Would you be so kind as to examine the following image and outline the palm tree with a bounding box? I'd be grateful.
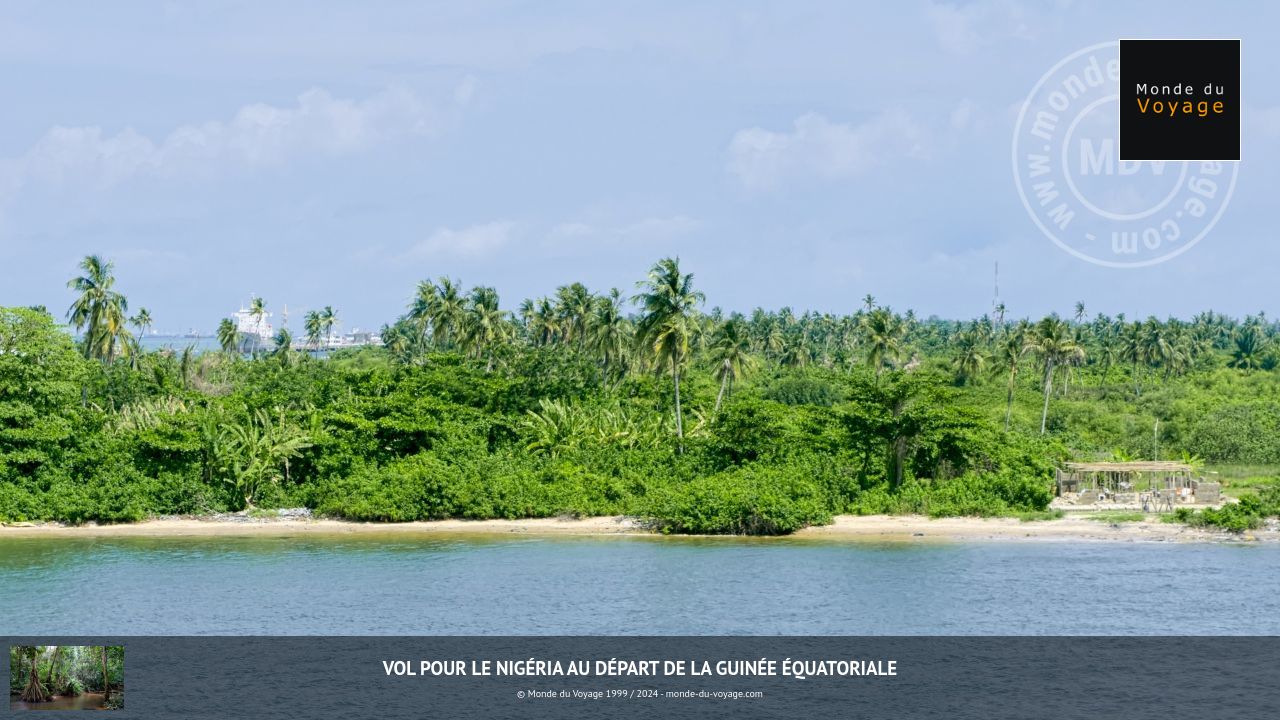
[303,310,324,351]
[408,279,437,345]
[217,318,240,354]
[1140,317,1173,380]
[526,297,559,346]
[779,338,810,368]
[555,282,595,346]
[709,318,756,413]
[763,323,785,358]
[1228,324,1270,370]
[462,286,511,370]
[66,254,132,362]
[1119,321,1149,395]
[130,307,153,337]
[1025,316,1084,434]
[321,306,338,348]
[179,345,195,389]
[431,278,466,348]
[952,329,988,385]
[997,322,1029,430]
[248,297,267,352]
[1094,321,1120,388]
[271,328,296,366]
[633,257,704,447]
[859,307,905,382]
[381,323,411,358]
[588,289,629,379]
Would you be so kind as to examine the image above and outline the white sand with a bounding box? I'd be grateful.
[1,513,1272,542]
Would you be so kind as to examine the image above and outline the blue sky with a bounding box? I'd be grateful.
[1,1,1277,334]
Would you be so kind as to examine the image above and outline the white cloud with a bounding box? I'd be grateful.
[927,3,983,55]
[926,1,1042,55]
[453,75,478,107]
[1247,105,1280,140]
[405,221,516,260]
[726,111,927,191]
[548,214,699,244]
[4,86,442,194]
[949,98,978,131]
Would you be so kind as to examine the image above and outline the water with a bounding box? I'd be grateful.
[9,692,106,711]
[136,336,340,357]
[137,336,221,353]
[1,535,1277,635]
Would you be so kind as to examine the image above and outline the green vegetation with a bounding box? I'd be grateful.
[1204,466,1280,498]
[1171,488,1280,533]
[1010,509,1064,522]
[1085,511,1149,523]
[9,645,123,709]
[4,255,1280,534]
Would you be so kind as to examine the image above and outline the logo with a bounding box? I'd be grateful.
[1012,41,1238,268]
[1119,39,1240,161]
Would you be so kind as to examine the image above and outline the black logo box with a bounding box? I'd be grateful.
[1119,39,1240,161]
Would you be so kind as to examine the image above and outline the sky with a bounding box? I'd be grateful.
[1,0,1277,334]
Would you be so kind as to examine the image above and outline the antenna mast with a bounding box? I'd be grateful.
[992,261,1000,315]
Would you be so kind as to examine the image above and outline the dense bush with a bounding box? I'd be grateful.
[1173,487,1280,532]
[895,471,1053,518]
[645,464,833,535]
[762,375,847,407]
[1183,404,1280,464]
[314,452,630,522]
[0,308,88,477]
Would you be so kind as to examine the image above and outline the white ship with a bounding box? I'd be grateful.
[289,328,383,351]
[228,298,381,351]
[233,300,273,348]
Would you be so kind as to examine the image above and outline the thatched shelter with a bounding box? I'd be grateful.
[1056,461,1206,504]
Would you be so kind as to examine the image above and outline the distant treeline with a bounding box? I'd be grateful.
[3,255,1280,533]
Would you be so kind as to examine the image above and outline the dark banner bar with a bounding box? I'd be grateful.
[5,637,1279,719]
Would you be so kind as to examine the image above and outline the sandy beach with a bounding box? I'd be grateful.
[0,513,1273,543]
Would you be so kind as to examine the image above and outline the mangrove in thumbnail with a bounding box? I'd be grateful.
[9,645,123,711]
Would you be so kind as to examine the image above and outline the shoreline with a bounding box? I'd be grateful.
[0,513,1273,543]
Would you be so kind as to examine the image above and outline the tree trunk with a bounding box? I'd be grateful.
[1004,366,1017,431]
[46,646,59,690]
[101,646,111,702]
[891,436,907,489]
[713,361,730,415]
[672,355,684,451]
[21,649,50,703]
[886,396,909,489]
[1040,360,1055,434]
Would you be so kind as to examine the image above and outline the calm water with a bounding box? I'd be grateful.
[1,535,1277,635]
[9,692,106,711]
[137,336,220,353]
